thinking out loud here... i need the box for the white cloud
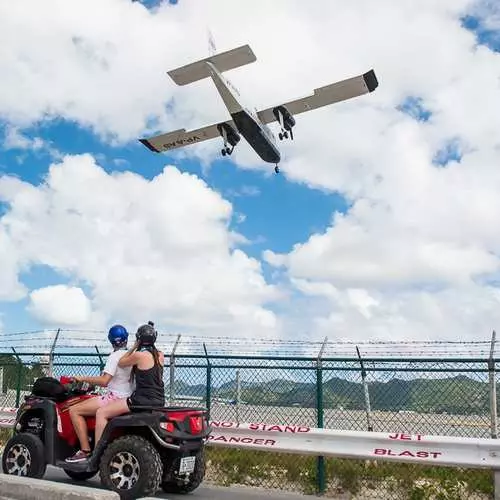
[28,285,92,326]
[0,154,281,337]
[290,279,500,342]
[1,0,500,341]
[3,126,46,151]
[2,126,61,160]
[0,226,27,301]
[469,0,500,30]
[112,158,130,168]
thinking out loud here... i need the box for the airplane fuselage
[206,62,281,164]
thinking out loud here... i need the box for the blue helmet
[108,324,128,347]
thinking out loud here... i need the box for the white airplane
[139,44,379,174]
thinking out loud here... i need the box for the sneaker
[65,450,90,463]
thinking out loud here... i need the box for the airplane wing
[256,70,378,124]
[139,120,235,153]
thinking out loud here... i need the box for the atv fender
[15,399,60,465]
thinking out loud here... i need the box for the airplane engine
[217,122,240,156]
[273,105,296,140]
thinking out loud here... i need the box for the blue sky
[2,0,500,345]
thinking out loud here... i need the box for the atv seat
[128,405,164,413]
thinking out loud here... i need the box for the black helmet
[136,321,157,347]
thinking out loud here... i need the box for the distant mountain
[173,374,491,415]
[174,380,206,398]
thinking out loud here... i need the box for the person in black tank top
[128,344,165,407]
[91,322,166,454]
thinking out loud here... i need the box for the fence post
[235,369,241,423]
[356,346,373,432]
[169,334,181,405]
[489,330,498,439]
[203,343,211,419]
[95,346,105,372]
[11,348,22,408]
[316,337,328,496]
[48,328,61,378]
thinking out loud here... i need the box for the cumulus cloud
[1,0,500,340]
[289,279,500,342]
[0,154,281,337]
[28,285,92,326]
[3,126,46,151]
[2,126,61,162]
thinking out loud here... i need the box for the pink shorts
[98,392,122,407]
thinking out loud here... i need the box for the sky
[1,0,500,345]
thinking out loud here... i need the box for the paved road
[44,466,310,499]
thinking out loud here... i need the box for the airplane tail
[167,44,256,86]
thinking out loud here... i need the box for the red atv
[1,376,211,499]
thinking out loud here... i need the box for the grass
[205,447,494,499]
[0,428,12,446]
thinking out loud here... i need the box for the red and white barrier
[1,407,500,469]
[0,407,18,429]
[209,421,500,468]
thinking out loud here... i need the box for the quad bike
[1,376,211,499]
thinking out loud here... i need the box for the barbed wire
[0,328,496,358]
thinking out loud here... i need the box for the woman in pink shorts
[65,325,134,463]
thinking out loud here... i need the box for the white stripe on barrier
[2,408,499,469]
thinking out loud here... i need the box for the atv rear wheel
[1,433,46,479]
[161,448,206,494]
[99,435,163,499]
[64,469,98,481]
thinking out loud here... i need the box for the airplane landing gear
[217,123,240,158]
[273,106,295,142]
[274,165,280,174]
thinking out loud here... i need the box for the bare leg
[94,399,130,447]
[69,397,102,452]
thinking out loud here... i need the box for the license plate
[179,456,196,474]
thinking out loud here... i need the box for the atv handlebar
[61,377,96,395]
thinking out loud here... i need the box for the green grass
[0,428,13,445]
[205,448,494,499]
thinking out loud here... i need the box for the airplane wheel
[279,133,283,141]
[274,166,280,174]
[226,148,232,155]
[284,131,289,139]
[221,149,226,156]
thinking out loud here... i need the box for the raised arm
[118,341,140,367]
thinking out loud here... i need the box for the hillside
[175,374,490,415]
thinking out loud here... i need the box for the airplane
[139,43,379,174]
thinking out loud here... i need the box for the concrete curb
[0,474,119,500]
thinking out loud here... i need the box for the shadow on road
[44,466,310,499]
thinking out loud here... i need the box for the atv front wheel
[1,433,46,478]
[161,448,206,494]
[99,435,163,499]
[64,469,98,481]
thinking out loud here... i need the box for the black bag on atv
[31,376,68,401]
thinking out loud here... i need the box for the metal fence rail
[0,329,498,498]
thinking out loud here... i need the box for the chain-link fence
[0,330,498,498]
